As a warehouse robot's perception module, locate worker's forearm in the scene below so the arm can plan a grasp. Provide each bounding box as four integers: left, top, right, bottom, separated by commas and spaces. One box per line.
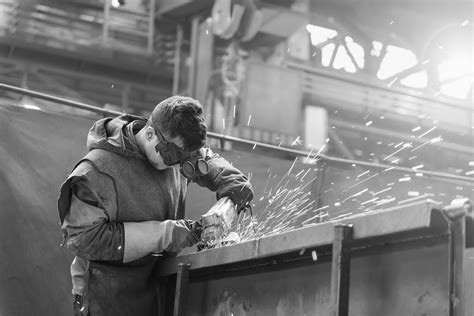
123, 221, 162, 263
193, 148, 254, 211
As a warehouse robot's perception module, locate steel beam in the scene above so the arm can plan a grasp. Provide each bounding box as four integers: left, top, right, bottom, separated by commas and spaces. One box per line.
444, 198, 472, 316
330, 224, 353, 316
156, 200, 446, 277
330, 117, 473, 155
448, 219, 465, 316
174, 263, 190, 316
288, 61, 469, 110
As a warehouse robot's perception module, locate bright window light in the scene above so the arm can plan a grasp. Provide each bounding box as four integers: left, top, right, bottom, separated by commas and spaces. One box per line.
321, 43, 336, 67
371, 41, 383, 57
438, 58, 472, 81
345, 36, 365, 68
377, 45, 418, 80
440, 78, 472, 99
306, 24, 338, 46
111, 0, 120, 8
400, 71, 428, 89
333, 46, 356, 73
438, 58, 473, 99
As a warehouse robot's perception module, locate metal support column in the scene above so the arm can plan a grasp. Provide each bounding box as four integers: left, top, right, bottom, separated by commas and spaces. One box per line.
195, 18, 214, 107
444, 198, 471, 316
147, 0, 156, 54
188, 16, 200, 98
172, 24, 183, 95
330, 224, 353, 316
121, 84, 130, 113
448, 219, 465, 316
174, 263, 190, 316
102, 0, 111, 46
21, 67, 28, 89
327, 127, 355, 160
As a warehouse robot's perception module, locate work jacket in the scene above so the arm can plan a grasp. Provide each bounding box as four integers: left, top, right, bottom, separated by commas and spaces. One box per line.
58, 115, 253, 316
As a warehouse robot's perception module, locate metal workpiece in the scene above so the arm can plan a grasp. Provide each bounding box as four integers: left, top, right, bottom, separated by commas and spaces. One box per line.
158, 199, 473, 316
157, 199, 447, 277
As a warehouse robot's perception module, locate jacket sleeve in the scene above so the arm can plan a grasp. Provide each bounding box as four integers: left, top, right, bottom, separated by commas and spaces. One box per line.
192, 147, 254, 212
61, 176, 124, 262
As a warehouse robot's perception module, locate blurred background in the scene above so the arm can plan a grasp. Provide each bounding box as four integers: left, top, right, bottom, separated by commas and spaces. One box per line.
0, 0, 472, 315
0, 0, 472, 172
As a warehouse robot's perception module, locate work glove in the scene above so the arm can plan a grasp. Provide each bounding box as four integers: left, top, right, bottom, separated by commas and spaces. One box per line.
156, 219, 202, 255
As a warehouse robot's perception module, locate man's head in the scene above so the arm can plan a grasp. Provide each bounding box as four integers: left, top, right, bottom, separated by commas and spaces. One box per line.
138, 96, 207, 170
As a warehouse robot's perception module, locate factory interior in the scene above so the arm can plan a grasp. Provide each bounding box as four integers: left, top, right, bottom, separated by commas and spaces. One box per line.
0, 0, 473, 315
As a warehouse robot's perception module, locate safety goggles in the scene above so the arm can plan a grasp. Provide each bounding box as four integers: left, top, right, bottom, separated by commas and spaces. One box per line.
154, 127, 209, 179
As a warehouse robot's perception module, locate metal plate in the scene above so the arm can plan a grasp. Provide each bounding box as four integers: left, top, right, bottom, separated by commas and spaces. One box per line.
157, 200, 445, 276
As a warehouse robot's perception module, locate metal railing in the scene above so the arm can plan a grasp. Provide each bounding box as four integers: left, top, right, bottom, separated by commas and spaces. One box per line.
1, 83, 473, 185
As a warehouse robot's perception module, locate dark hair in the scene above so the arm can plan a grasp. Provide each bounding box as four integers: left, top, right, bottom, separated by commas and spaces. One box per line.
149, 96, 207, 151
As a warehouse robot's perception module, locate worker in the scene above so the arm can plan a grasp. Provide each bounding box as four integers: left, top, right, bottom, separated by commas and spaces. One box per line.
57, 95, 253, 316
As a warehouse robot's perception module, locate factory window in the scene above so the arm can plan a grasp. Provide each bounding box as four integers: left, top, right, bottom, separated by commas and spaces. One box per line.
306, 24, 364, 73
307, 25, 472, 100
331, 37, 365, 73
438, 59, 472, 99
333, 45, 356, 72
345, 36, 365, 68
371, 41, 383, 57
321, 43, 336, 67
377, 45, 418, 80
400, 71, 428, 89
306, 24, 338, 45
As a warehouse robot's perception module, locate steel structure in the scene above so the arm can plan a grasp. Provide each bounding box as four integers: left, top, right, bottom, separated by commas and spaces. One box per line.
157, 199, 473, 316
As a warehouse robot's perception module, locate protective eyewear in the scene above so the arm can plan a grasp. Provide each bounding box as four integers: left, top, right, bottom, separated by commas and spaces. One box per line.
154, 127, 209, 179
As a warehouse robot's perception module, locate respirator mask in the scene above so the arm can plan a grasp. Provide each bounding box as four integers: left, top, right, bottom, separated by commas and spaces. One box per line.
154, 127, 209, 179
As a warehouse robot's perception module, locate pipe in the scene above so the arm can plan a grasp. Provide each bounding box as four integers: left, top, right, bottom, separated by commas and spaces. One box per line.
207, 132, 474, 184
0, 83, 123, 116
1, 83, 473, 184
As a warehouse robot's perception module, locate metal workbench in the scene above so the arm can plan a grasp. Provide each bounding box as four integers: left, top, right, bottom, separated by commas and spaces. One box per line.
157, 199, 473, 316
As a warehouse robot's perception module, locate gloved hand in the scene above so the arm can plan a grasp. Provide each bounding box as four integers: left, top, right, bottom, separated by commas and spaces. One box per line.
156, 219, 202, 255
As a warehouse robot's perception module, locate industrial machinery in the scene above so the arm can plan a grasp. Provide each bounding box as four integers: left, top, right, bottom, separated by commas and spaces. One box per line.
158, 199, 473, 316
